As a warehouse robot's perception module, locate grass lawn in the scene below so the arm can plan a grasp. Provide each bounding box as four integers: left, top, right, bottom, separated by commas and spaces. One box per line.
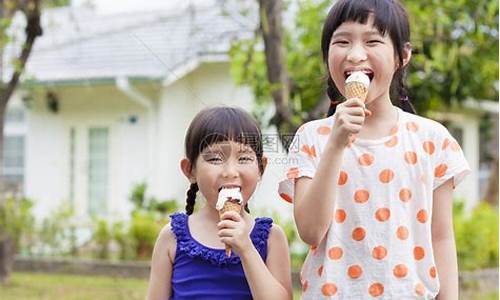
1, 272, 148, 300
1, 272, 497, 300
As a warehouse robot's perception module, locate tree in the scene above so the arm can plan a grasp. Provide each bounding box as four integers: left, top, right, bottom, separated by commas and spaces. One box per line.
0, 0, 68, 284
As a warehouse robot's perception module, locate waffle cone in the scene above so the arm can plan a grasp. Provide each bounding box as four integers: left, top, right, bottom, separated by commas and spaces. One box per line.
218, 199, 242, 257
345, 81, 368, 102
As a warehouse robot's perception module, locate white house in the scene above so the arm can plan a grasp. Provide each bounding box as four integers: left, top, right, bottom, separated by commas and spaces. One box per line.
4, 4, 496, 222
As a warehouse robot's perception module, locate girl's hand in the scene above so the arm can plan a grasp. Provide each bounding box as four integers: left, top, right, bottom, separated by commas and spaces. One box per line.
331, 98, 372, 147
217, 211, 253, 256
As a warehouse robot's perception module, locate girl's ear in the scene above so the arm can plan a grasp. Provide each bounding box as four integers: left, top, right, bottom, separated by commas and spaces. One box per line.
180, 158, 196, 183
401, 42, 412, 67
261, 156, 268, 175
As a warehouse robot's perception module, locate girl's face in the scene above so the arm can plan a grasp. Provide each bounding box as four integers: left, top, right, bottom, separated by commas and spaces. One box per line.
190, 140, 261, 209
328, 15, 400, 105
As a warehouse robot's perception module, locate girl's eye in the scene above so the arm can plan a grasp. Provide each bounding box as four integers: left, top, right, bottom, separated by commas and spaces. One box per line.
332, 40, 349, 45
205, 154, 223, 163
239, 156, 255, 163
367, 40, 383, 44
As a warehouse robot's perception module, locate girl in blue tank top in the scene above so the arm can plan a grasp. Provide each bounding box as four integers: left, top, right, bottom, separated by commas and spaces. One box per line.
147, 106, 293, 300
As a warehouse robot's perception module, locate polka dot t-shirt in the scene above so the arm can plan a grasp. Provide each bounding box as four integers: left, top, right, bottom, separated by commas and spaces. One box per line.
278, 107, 470, 299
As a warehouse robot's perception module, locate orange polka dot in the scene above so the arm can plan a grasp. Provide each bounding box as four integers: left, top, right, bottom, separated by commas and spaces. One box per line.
328, 247, 343, 260
311, 245, 318, 255
414, 246, 425, 260
397, 226, 409, 240
352, 227, 366, 241
399, 188, 412, 202
358, 153, 374, 166
301, 144, 317, 158
279, 193, 292, 203
393, 264, 408, 278
348, 265, 363, 279
404, 151, 418, 165
385, 135, 398, 147
302, 280, 309, 292
415, 282, 425, 296
389, 126, 399, 135
442, 138, 450, 150
338, 171, 348, 185
318, 265, 324, 276
354, 189, 370, 203
434, 164, 448, 178
451, 141, 460, 151
286, 167, 299, 180
429, 266, 437, 278
417, 209, 428, 223
406, 122, 419, 132
372, 246, 387, 260
321, 283, 338, 296
335, 209, 346, 223
375, 208, 391, 222
379, 169, 395, 183
369, 283, 384, 297
317, 126, 331, 135
423, 141, 435, 155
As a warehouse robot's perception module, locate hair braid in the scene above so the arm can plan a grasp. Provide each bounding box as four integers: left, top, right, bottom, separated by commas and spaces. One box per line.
185, 183, 198, 215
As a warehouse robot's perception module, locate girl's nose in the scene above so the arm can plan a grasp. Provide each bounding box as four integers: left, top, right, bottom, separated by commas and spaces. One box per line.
222, 162, 239, 178
347, 44, 367, 63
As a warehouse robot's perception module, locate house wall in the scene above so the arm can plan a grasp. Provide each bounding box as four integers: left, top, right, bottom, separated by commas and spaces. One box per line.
429, 111, 480, 210
23, 85, 152, 220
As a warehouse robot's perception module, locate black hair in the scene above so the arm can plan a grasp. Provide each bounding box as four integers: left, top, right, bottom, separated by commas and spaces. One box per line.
183, 106, 264, 215
321, 0, 416, 116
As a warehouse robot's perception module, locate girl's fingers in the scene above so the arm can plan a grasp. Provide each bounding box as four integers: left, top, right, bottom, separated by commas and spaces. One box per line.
346, 115, 365, 126
217, 220, 236, 229
341, 98, 365, 108
218, 229, 233, 237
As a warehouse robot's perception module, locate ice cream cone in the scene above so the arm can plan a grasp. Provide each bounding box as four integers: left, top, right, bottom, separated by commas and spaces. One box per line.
345, 81, 369, 102
345, 71, 370, 102
218, 199, 242, 257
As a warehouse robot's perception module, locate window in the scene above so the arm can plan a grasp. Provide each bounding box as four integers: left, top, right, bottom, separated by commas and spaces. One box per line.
88, 128, 109, 216
3, 135, 25, 193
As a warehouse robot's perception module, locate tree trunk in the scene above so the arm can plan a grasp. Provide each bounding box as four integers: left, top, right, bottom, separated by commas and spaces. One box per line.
0, 0, 42, 284
257, 0, 297, 138
484, 154, 499, 206
0, 232, 14, 284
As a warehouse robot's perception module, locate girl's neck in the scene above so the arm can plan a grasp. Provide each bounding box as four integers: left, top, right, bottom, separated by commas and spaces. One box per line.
358, 95, 398, 139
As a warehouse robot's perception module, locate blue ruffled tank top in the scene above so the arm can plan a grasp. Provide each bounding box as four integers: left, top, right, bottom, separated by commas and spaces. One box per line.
169, 212, 273, 300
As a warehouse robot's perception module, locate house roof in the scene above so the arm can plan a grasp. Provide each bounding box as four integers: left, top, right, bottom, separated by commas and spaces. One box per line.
4, 4, 257, 85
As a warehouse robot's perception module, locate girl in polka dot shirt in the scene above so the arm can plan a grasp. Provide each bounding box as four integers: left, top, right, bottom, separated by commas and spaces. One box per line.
278, 0, 470, 299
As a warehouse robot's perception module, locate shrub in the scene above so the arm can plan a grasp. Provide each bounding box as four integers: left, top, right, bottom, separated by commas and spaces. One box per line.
454, 201, 499, 270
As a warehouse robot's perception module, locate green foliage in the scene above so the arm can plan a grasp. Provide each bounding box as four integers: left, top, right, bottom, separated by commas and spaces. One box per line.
38, 204, 76, 256
0, 197, 35, 250
93, 219, 111, 259
129, 211, 168, 259
129, 182, 147, 209
454, 201, 499, 270
406, 0, 499, 112
129, 182, 178, 215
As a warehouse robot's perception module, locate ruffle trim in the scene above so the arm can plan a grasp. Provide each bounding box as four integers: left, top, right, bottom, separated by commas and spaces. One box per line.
169, 212, 272, 266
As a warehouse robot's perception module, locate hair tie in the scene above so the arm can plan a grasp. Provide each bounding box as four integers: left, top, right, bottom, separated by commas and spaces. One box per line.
330, 100, 342, 105
400, 96, 409, 102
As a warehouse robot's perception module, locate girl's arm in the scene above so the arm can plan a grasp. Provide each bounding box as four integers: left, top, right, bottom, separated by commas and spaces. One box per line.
431, 178, 459, 300
219, 212, 293, 300
294, 99, 368, 246
146, 224, 175, 300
